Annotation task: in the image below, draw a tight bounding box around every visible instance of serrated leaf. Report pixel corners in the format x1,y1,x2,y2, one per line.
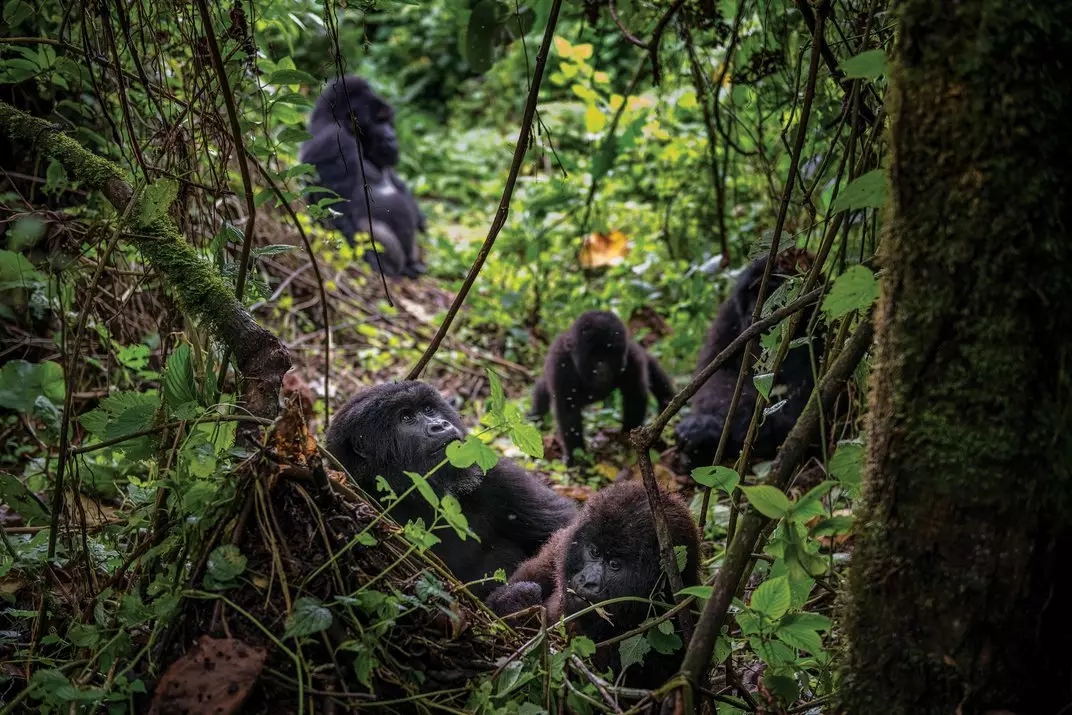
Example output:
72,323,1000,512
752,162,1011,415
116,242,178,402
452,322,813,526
206,544,247,582
445,434,499,471
486,368,506,416
691,465,739,493
714,634,732,663
406,471,439,508
763,673,799,703
830,169,886,214
137,178,178,226
403,518,441,550
646,621,683,655
266,69,318,86
740,484,792,519
776,623,824,655
283,596,333,639
618,633,651,672
163,344,197,411
750,575,791,619
511,423,544,459
780,612,832,631
570,635,596,658
677,585,712,600
823,265,879,319
840,48,886,80
674,544,687,572
829,440,865,492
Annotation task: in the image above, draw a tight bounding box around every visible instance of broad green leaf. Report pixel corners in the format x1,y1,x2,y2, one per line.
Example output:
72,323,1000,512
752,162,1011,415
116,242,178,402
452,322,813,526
830,169,886,213
510,423,544,459
266,69,318,86
713,634,732,663
753,372,774,399
691,465,739,494
570,635,596,658
822,265,879,319
0,360,64,412
283,596,333,639
0,248,44,287
618,633,651,672
0,473,49,524
405,470,439,508
440,494,472,540
206,544,247,582
68,623,101,648
790,481,835,522
647,619,683,654
829,440,865,492
163,344,197,411
486,368,506,416
776,622,824,655
740,484,792,519
763,673,799,704
137,178,178,226
780,612,832,631
840,49,886,80
445,435,499,471
677,585,713,600
750,575,791,619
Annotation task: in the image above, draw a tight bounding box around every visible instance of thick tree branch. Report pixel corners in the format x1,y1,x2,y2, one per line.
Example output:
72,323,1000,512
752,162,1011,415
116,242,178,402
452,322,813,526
0,101,290,421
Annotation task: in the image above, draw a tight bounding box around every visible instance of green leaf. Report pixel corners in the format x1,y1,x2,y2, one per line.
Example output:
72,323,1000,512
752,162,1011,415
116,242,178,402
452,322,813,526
67,623,101,648
163,344,197,411
674,544,688,572
440,494,472,540
283,596,333,639
822,265,879,320
753,371,774,399
570,635,596,658
0,473,49,524
677,585,712,601
840,48,886,80
405,471,440,509
486,368,506,416
740,484,792,519
0,248,44,287
403,518,441,551
646,619,683,654
277,126,313,144
750,575,791,619
810,514,854,538
266,69,319,86
137,178,178,226
252,244,298,257
465,1,505,73
618,633,651,672
776,622,824,655
763,673,799,704
445,434,499,471
206,545,247,582
356,531,377,546
790,481,835,522
0,360,64,412
691,465,739,494
829,440,865,493
714,634,732,663
830,169,886,214
45,158,67,192
510,423,544,459
780,612,832,631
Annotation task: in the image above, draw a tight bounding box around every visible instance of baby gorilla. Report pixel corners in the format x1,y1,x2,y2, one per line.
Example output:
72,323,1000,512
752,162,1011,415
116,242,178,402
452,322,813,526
532,311,675,465
300,75,425,278
675,255,820,472
487,481,701,688
326,381,576,596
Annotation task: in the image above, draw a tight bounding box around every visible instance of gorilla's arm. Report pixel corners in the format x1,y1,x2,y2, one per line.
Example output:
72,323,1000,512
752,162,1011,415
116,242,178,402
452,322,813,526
486,527,566,616
646,352,676,411
619,343,651,433
530,377,551,419
481,460,576,553
299,127,363,241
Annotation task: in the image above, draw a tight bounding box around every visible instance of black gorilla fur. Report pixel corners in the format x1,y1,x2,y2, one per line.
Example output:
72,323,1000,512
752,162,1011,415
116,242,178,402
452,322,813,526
531,311,676,465
325,381,576,596
299,75,426,278
487,481,701,688
675,255,821,472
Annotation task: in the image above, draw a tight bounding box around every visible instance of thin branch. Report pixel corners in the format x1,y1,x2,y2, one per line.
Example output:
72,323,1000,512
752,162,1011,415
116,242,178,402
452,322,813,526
406,0,563,380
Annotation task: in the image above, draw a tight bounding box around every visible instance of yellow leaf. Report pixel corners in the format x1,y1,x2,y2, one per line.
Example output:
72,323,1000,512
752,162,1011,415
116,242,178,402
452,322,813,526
609,94,625,111
574,43,593,60
579,229,630,269
679,90,698,109
553,36,571,56
593,71,610,84
584,106,606,133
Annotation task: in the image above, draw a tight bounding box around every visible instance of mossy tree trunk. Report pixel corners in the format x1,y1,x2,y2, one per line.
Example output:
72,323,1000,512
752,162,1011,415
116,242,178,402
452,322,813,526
841,2,1072,713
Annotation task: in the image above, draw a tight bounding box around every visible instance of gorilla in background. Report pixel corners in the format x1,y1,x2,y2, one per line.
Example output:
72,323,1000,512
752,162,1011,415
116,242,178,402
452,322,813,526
299,75,426,278
487,481,701,688
325,381,577,597
675,253,821,473
532,311,676,465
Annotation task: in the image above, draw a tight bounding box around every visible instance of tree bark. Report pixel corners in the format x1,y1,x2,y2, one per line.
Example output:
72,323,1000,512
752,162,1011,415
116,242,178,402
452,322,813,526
841,3,1072,713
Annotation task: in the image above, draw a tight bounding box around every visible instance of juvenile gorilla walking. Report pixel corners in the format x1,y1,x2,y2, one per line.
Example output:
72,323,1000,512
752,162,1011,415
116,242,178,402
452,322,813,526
532,311,675,465
300,75,426,278
326,381,576,596
675,254,821,472
487,481,701,688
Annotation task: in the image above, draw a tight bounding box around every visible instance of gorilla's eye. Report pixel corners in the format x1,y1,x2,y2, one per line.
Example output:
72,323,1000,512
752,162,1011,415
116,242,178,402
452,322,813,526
608,559,622,572
399,409,415,424
587,543,600,560
421,405,436,416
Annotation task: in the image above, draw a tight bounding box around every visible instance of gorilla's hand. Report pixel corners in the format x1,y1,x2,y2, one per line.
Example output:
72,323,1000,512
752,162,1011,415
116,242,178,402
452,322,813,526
487,581,544,617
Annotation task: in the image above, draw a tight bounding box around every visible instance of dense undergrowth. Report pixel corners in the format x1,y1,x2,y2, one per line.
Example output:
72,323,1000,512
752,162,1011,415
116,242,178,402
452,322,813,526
0,0,886,712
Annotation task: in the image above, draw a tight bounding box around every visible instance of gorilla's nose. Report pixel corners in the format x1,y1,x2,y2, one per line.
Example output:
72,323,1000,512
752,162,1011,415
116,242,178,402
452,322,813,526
429,418,450,433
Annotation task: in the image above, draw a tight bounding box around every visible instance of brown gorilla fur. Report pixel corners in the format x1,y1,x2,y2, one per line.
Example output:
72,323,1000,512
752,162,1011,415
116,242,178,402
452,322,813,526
487,481,701,688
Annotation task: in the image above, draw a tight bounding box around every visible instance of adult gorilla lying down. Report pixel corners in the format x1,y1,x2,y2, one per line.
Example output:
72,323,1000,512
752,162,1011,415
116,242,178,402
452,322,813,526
326,381,577,596
300,75,426,278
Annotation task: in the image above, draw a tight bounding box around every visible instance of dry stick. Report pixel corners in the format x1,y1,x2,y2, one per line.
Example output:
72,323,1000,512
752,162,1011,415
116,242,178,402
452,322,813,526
675,318,873,709
406,0,563,380
697,0,828,533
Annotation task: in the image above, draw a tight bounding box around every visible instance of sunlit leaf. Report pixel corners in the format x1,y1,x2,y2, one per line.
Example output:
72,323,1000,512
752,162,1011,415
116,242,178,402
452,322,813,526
840,49,886,80
822,265,879,319
750,575,790,619
740,484,792,519
691,465,739,494
830,169,886,213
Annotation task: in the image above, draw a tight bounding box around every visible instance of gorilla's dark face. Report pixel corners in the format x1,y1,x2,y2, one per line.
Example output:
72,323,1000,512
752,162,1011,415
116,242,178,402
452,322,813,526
325,382,475,497
570,311,629,392
309,75,400,168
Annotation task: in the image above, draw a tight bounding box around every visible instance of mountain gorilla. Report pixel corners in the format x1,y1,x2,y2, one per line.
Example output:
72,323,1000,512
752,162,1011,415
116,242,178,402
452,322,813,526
675,254,821,472
325,381,577,596
487,481,701,688
532,311,676,465
300,75,426,278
